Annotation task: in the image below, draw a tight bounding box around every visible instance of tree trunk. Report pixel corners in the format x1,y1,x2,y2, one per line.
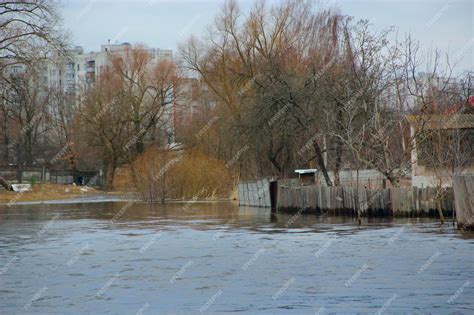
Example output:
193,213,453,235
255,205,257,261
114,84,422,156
313,141,333,186
161,171,166,204
0,176,12,191
16,146,23,184
1,120,9,163
24,129,34,165
160,149,168,204
386,173,399,188
334,109,344,186
356,168,361,225
334,139,342,186
437,195,445,225
105,162,116,188
269,157,282,176
129,163,140,190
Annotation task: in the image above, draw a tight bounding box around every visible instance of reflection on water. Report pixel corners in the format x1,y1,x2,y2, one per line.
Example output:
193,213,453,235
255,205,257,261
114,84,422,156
0,201,473,314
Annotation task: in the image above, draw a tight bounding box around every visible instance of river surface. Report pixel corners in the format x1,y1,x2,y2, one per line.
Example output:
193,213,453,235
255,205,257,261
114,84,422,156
0,201,473,314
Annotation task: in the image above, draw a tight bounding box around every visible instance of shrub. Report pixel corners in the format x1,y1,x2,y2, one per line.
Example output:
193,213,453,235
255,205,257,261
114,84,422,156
132,147,234,202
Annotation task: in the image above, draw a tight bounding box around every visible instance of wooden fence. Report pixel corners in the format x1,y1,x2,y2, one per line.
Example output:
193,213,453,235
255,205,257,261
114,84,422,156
453,175,474,229
238,179,454,216
276,181,453,216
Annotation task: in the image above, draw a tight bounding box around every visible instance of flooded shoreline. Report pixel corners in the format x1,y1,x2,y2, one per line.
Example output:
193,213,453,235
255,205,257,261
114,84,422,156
0,192,234,206
0,202,473,314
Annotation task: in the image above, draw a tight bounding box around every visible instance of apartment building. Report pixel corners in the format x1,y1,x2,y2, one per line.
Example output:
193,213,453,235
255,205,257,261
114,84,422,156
46,42,173,95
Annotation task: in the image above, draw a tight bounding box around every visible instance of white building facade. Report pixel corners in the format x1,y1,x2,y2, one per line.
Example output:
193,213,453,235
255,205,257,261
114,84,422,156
45,43,173,95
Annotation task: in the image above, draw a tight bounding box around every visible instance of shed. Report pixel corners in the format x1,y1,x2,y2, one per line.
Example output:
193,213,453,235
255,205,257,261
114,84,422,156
295,169,318,186
50,170,101,186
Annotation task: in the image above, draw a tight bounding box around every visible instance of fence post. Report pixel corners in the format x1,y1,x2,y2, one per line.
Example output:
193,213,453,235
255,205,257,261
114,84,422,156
453,175,474,230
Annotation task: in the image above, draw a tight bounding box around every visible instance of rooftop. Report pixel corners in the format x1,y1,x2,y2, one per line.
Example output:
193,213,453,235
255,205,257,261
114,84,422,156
406,114,474,130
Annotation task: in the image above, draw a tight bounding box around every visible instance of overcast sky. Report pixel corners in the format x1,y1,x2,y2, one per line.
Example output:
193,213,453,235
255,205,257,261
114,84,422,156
61,0,473,72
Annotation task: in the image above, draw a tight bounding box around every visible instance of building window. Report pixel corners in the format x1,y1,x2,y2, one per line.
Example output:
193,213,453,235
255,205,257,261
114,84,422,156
86,61,95,71
12,65,22,73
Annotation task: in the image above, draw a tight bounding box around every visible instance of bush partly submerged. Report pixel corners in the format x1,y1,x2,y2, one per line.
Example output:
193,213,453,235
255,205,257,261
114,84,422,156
132,147,234,202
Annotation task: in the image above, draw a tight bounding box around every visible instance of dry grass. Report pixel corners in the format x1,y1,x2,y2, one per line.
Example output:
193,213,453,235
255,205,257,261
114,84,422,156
0,184,101,204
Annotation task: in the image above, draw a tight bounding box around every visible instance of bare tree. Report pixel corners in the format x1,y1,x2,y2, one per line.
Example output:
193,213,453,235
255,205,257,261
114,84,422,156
79,69,129,186
79,45,181,186
0,0,67,172
1,62,52,181
109,46,180,155
413,77,473,223
180,0,344,183
0,0,67,71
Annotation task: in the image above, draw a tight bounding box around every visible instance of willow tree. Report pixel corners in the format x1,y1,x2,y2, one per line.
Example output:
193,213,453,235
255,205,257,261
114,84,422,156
180,0,347,183
79,69,129,186
79,45,181,186
109,46,181,156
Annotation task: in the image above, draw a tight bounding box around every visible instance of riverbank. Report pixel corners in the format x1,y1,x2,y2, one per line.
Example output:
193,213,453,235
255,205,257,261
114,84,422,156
0,184,123,205
0,184,235,206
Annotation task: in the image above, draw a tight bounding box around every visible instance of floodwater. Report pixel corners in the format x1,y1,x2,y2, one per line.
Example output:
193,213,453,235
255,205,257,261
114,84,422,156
0,201,473,314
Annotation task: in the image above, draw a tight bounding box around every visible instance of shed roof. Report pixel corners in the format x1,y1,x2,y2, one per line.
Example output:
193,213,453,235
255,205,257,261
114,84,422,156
295,169,318,174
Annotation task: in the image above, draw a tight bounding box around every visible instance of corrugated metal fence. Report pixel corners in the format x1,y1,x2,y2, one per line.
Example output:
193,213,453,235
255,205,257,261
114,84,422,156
238,179,272,207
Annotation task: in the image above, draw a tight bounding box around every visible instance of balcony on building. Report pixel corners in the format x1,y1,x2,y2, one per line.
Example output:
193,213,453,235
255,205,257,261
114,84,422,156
86,60,96,73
